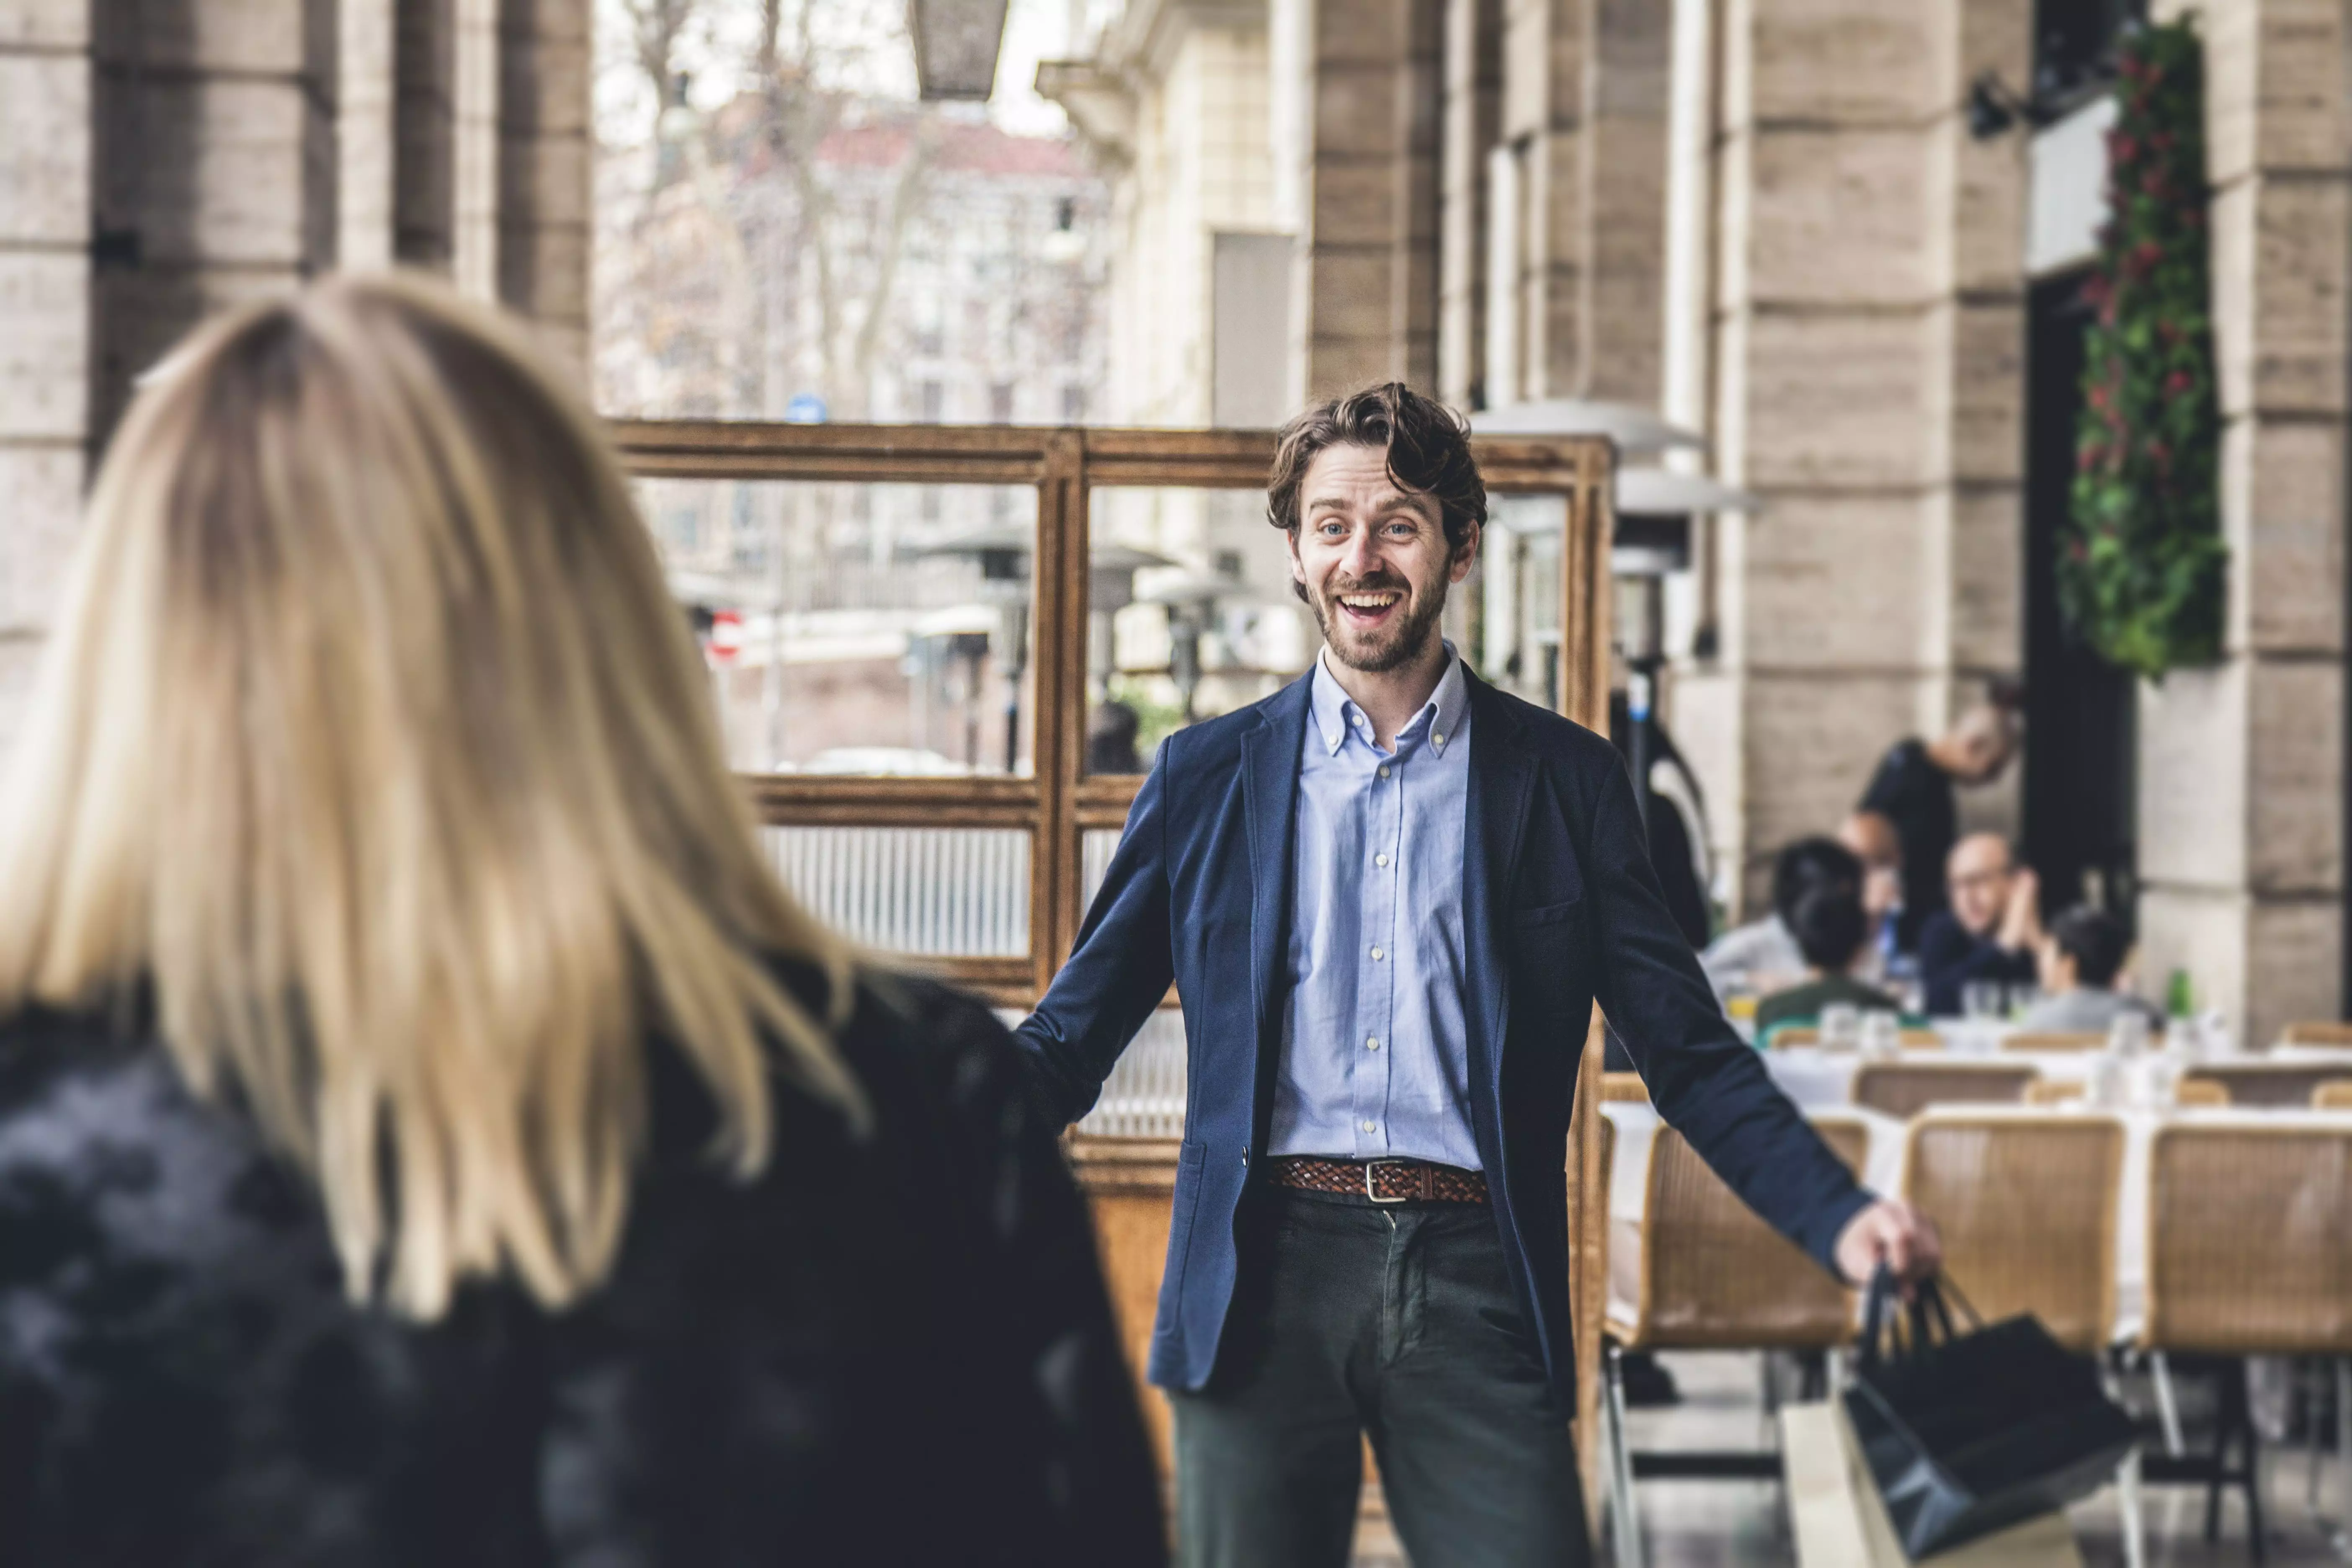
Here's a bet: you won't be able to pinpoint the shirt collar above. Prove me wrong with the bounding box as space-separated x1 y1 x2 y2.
1309 641 1469 757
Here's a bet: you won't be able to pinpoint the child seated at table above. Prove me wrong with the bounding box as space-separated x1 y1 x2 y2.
1754 874 1910 1047
2017 906 2161 1035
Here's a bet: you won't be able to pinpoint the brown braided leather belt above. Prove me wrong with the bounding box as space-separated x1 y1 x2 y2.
1268 1155 1489 1205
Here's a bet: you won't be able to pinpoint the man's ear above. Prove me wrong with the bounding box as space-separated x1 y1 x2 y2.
1448 519 1482 585
1287 529 1308 588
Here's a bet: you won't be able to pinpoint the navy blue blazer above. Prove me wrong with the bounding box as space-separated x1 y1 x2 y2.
1014 668 1872 1405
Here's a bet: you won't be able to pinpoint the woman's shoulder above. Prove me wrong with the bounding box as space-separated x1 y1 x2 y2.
0 1001 181 1127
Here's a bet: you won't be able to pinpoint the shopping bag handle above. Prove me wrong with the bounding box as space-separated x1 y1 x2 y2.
1857 1266 1979 1370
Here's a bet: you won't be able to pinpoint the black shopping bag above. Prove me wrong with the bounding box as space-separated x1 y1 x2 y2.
1842 1269 2136 1560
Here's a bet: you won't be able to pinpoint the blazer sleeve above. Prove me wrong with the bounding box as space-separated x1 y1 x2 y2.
1579 756 1875 1275
1011 750 1177 1128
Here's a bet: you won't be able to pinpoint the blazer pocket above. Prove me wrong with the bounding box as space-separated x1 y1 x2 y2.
1511 895 1582 929
1155 1140 1210 1329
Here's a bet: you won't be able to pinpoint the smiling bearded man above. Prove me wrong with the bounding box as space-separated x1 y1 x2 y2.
1011 383 1941 1568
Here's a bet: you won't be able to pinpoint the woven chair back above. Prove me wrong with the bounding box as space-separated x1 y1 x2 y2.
1851 1062 2037 1120
2172 1079 2226 1108
2145 1124 2352 1354
2280 1020 2352 1048
1629 1119 1866 1351
2184 1063 2352 1108
2024 1079 2085 1106
2315 1082 2352 1110
1901 1114 2122 1354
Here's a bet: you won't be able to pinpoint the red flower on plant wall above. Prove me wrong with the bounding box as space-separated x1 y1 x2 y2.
2061 18 2226 679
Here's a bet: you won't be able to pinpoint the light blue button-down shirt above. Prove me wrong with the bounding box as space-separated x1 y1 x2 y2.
1268 645 1479 1168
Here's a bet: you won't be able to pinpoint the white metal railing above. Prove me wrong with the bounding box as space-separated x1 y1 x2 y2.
764 826 1029 957
1075 1007 1188 1138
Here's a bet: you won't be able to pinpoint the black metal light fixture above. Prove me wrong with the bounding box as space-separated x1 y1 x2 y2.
910 0 1011 101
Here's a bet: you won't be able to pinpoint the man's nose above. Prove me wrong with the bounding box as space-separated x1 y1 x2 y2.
1338 527 1382 578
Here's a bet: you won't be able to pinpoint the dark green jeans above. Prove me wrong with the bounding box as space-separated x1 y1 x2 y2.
1169 1184 1589 1568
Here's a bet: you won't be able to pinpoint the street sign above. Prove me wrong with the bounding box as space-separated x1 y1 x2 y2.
707 608 743 663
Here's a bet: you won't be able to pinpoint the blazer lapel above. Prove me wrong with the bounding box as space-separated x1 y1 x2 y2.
1462 671 1536 1118
1241 673 1313 1055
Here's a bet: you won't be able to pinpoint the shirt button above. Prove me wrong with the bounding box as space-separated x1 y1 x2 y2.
1433 732 1445 745
1375 853 1390 867
1362 1120 1377 1133
1366 1036 1381 1050
1379 765 1391 779
1370 946 1384 961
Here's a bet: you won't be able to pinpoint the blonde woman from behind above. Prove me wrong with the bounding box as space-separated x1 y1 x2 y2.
0 273 1161 1568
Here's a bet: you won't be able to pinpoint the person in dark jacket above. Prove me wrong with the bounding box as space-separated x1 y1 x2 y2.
1918 832 2044 1017
0 275 1161 1568
1014 384 1941 1567
1753 864 1906 1043
1856 692 2021 953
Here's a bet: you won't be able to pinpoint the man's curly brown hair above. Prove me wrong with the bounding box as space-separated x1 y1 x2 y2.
1266 383 1485 604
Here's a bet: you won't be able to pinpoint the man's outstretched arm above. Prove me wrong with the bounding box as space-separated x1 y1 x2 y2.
1012 753 1178 1127
1581 757 1939 1283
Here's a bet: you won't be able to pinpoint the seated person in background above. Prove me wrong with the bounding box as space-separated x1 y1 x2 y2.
2017 906 2161 1034
1753 866 1907 1044
1837 810 1905 982
1700 835 1862 1000
1919 832 2043 1016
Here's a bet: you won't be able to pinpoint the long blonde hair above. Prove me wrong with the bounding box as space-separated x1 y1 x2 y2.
0 273 866 1318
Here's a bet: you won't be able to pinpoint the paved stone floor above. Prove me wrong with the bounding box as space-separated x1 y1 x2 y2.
1347 1352 2351 1566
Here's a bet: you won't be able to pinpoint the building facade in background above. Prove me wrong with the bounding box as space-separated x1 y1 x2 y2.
0 0 590 743
1046 0 2351 1045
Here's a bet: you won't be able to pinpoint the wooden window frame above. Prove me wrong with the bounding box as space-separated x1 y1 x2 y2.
615 413 1617 1493
613 418 1613 1003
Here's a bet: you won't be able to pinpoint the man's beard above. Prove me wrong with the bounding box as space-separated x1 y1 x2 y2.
1309 570 1449 674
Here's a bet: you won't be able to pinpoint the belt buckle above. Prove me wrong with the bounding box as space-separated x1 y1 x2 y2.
1364 1158 1412 1204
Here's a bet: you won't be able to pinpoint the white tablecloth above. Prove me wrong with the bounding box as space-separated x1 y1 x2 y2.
1600 1096 2352 1341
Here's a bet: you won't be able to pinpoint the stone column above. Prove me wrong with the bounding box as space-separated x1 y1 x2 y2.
341 0 396 267
1684 0 2029 911
90 0 337 437
497 0 592 371
1577 0 1667 404
2134 0 2348 1044
1294 0 1443 397
1489 0 1583 405
1436 0 1499 407
0 0 93 740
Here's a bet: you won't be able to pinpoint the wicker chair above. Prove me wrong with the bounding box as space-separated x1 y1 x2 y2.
2280 1020 2352 1048
2002 1031 2107 1052
1900 1112 2122 1354
2172 1079 2227 1109
1601 1117 1870 1568
2183 1062 2352 1109
2137 1124 2352 1560
2024 1079 2086 1106
1771 1026 1820 1049
2315 1082 2352 1110
1850 1061 2037 1120
1601 1072 1650 1104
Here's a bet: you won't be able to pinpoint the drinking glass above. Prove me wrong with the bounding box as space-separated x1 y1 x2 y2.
1962 980 2004 1021
1857 1009 1901 1061
2006 983 2043 1019
1819 1003 1862 1052
2106 1012 2149 1057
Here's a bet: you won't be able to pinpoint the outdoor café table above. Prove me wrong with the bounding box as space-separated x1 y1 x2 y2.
1759 1047 2111 1112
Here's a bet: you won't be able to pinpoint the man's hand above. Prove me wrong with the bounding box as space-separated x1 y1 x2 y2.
1996 866 2043 952
1834 1198 1942 1287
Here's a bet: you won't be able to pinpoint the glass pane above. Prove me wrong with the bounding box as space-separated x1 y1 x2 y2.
1074 1007 1188 1138
1084 487 1317 774
764 826 1029 957
1479 493 1567 711
637 477 1038 776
